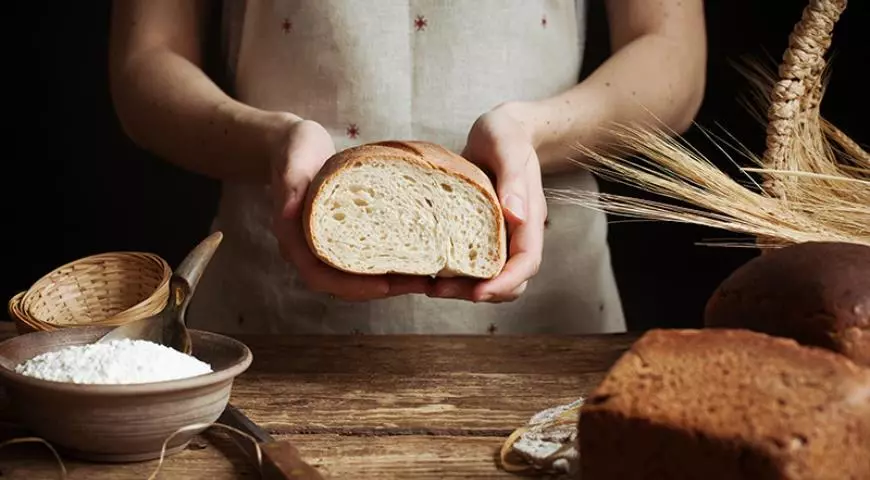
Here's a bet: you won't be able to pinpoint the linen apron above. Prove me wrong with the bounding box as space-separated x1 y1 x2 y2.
187 0 626 335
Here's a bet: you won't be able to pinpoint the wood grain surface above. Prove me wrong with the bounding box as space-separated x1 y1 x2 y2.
0 323 637 479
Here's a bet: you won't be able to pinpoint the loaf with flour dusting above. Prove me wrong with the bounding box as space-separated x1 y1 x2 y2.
302 141 507 279
579 328 870 480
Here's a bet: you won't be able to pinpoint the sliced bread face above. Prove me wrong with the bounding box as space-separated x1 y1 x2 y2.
303 141 507 279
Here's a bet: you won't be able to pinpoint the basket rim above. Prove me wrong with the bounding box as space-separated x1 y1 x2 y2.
7 292 56 333
23 251 170 287
17 251 172 327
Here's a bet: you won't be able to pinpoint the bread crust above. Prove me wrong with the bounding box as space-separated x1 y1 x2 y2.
704 241 870 366
301 140 507 278
579 328 870 479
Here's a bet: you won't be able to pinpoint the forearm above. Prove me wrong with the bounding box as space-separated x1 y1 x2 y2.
522 34 705 173
110 49 297 183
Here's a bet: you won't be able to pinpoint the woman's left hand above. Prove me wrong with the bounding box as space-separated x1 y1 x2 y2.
429 103 547 303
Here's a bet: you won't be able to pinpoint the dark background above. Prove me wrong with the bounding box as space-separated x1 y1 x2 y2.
6 1 866 331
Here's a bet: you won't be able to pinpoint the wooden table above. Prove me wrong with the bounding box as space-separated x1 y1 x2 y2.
0 323 637 479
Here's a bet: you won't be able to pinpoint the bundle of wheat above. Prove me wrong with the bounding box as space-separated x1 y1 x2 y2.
549 0 869 250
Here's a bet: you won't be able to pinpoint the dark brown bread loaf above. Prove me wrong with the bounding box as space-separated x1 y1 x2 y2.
704 241 870 366
579 329 870 480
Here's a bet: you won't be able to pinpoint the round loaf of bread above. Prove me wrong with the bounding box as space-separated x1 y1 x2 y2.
704 241 870 366
302 140 507 279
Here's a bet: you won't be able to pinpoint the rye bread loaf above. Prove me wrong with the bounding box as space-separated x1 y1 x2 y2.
579 328 870 480
302 141 507 279
704 242 870 366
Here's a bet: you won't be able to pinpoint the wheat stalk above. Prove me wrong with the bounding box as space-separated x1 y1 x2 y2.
549 42 868 249
548 115 869 249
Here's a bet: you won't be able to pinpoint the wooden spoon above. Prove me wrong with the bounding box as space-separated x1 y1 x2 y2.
218 404 326 479
96 231 223 353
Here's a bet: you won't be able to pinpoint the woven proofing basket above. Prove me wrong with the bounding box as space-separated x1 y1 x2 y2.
8 252 171 333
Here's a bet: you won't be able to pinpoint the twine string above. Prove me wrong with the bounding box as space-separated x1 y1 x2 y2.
0 421 264 480
0 437 68 479
147 422 264 480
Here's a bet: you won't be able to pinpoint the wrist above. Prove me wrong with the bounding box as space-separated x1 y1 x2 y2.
522 86 611 173
490 101 543 149
265 112 304 170
266 111 303 149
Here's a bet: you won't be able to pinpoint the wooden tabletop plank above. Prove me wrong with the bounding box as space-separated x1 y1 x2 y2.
0 325 636 377
288 434 513 479
232 372 599 433
232 333 635 376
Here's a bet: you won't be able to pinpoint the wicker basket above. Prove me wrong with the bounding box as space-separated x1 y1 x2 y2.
8 252 171 333
757 0 863 251
8 292 51 334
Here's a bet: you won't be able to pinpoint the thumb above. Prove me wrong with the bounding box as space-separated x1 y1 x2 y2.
495 147 534 224
279 166 313 221
272 120 335 221
275 150 331 222
271 157 309 222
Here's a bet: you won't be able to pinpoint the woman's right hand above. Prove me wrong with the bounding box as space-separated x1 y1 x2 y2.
269 118 432 301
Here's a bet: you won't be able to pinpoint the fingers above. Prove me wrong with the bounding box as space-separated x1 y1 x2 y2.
386 275 433 297
428 277 479 301
273 120 336 220
429 223 542 303
464 115 535 225
472 147 547 302
478 247 540 301
492 147 535 225
477 190 546 301
428 276 529 303
273 203 431 301
455 115 545 304
270 120 399 301
275 214 392 301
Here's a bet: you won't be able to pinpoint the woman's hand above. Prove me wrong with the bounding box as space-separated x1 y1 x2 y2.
270 119 431 301
430 103 548 303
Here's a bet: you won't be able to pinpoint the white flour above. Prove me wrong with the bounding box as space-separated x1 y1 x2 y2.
15 339 213 385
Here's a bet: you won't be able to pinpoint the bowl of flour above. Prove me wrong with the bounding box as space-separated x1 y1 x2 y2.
0 325 252 463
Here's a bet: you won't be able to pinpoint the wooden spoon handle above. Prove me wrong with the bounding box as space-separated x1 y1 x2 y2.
172 231 224 297
261 441 326 480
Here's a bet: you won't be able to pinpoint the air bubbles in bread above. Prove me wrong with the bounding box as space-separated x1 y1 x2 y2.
305 140 506 279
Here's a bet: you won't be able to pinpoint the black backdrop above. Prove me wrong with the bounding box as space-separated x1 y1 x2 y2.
6 1 867 331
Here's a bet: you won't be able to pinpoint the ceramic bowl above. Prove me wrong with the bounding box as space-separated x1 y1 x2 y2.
0 326 252 463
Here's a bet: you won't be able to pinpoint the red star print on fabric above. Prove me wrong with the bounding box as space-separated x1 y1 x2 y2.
346 123 360 139
541 15 548 28
414 15 428 31
281 18 292 34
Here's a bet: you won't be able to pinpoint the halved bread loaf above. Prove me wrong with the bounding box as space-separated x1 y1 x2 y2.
302 141 507 278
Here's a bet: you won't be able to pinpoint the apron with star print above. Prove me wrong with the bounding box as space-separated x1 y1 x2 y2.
187 0 627 335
